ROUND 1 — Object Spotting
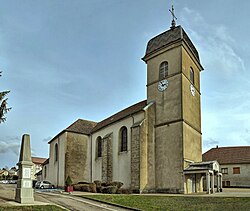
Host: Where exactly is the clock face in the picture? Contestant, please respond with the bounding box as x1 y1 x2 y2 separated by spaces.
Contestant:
158 79 168 92
190 84 195 96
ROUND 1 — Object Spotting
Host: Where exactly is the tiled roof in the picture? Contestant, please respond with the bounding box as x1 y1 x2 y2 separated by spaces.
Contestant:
32 157 47 165
66 119 97 135
92 100 147 132
143 25 200 62
43 158 49 165
48 100 147 143
202 146 250 164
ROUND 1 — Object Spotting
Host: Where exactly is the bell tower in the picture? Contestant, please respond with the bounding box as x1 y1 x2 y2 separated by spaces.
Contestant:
142 9 203 193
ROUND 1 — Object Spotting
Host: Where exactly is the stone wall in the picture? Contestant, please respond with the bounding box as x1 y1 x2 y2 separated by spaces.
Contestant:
65 132 91 184
102 133 113 183
131 126 140 191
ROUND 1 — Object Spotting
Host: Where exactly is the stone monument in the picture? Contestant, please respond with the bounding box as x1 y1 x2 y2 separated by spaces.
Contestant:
15 134 34 204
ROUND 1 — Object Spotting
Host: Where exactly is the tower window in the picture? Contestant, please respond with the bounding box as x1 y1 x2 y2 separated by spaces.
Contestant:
96 136 102 158
120 126 128 152
159 61 168 80
190 67 194 84
55 143 58 162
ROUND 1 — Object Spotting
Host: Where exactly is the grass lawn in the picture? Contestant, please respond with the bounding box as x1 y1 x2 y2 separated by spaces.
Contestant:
83 195 250 211
0 205 65 211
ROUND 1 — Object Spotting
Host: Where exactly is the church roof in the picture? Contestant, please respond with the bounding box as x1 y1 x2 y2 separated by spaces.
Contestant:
48 119 97 143
66 119 97 135
92 100 147 132
202 146 250 164
48 101 147 143
143 25 200 62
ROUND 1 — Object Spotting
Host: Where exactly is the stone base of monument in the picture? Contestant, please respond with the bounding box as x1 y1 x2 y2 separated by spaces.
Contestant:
15 188 34 204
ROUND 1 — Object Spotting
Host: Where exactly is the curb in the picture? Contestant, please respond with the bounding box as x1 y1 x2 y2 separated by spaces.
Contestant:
79 195 142 211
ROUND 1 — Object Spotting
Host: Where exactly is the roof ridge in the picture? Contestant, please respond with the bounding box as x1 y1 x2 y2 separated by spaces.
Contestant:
92 100 147 133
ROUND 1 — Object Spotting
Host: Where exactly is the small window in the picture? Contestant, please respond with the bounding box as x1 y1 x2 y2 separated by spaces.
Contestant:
97 137 102 158
190 67 194 84
120 126 128 152
55 143 58 162
221 168 228 174
233 167 240 174
159 61 168 80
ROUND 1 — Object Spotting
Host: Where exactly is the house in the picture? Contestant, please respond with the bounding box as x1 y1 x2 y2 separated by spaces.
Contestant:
44 12 206 194
203 146 250 187
31 157 47 180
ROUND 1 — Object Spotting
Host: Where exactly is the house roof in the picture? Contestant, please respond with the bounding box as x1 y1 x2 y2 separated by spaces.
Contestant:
202 146 250 164
32 157 47 165
43 158 49 165
92 100 147 132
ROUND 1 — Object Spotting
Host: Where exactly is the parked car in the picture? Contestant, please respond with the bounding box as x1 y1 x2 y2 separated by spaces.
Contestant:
35 180 55 189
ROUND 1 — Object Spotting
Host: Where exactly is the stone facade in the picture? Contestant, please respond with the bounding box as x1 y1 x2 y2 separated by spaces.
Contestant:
45 25 204 194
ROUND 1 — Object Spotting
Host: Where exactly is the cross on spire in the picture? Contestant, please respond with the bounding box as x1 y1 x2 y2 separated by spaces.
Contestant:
169 3 177 29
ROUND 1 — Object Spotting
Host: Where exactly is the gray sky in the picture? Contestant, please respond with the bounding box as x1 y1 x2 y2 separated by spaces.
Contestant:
0 0 249 168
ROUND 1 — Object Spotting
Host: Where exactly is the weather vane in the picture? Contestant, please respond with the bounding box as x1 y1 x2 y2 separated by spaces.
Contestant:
169 1 177 29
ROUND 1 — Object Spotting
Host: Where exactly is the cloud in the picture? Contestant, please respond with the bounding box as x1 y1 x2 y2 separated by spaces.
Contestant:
240 128 250 144
0 136 40 159
180 7 246 77
203 138 219 149
0 136 20 156
42 136 52 142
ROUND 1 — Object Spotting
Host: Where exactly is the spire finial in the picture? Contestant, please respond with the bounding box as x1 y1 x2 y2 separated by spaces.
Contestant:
169 2 177 29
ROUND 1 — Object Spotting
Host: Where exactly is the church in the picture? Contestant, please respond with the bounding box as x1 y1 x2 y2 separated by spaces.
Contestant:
43 8 221 194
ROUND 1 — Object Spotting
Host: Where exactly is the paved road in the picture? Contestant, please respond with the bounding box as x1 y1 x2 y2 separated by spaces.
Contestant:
0 184 133 211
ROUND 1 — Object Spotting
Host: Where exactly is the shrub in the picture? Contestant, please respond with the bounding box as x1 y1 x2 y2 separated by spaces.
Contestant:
73 184 82 191
117 188 132 194
94 180 102 187
77 181 90 185
80 184 91 192
111 181 123 189
89 183 97 193
101 182 110 187
65 176 72 186
102 186 118 194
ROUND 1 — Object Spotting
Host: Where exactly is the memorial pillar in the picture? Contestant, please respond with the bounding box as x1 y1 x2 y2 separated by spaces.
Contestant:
15 134 34 204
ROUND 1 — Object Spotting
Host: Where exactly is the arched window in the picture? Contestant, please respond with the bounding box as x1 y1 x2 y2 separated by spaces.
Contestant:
97 136 102 158
190 67 194 85
159 61 168 80
120 126 128 152
55 143 58 162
